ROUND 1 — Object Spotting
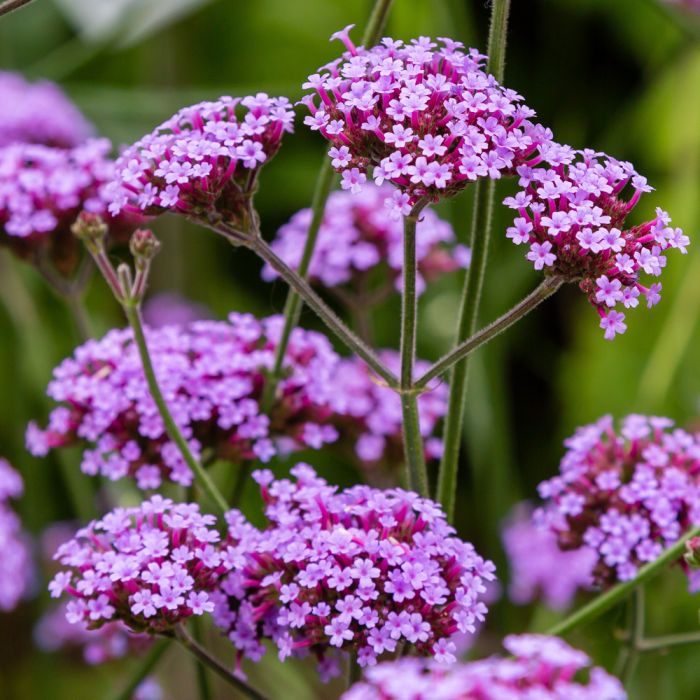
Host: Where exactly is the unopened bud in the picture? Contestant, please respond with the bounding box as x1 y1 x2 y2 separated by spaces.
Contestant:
129 229 161 267
71 212 108 253
685 537 700 569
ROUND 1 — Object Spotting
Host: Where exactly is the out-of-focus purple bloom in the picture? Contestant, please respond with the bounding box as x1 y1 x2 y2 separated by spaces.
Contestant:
49 496 233 633
27 314 340 489
342 634 626 699
0 459 33 612
504 147 688 339
302 31 551 207
106 95 294 228
263 184 469 295
212 464 495 679
664 0 700 12
0 72 93 148
141 292 211 328
536 414 700 588
502 502 594 610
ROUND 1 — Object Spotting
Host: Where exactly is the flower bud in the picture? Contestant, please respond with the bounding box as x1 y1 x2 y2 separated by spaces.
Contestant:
685 537 700 568
129 228 161 266
71 212 108 254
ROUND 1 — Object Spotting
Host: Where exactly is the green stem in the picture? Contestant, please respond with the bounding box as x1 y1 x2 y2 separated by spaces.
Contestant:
0 0 33 18
638 630 700 652
191 617 213 700
173 626 270 700
617 587 645 686
546 528 700 638
108 640 170 700
121 303 229 516
400 202 429 496
417 276 562 390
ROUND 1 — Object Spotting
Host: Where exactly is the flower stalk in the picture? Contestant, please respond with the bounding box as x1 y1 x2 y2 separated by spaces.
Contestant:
109 640 170 700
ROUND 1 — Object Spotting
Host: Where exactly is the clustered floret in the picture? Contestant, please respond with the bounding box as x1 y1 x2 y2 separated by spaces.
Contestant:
49 496 233 633
302 28 551 211
106 95 294 226
0 71 93 148
502 502 594 610
0 458 33 611
535 414 700 588
212 464 495 680
342 634 626 700
504 147 689 339
330 350 447 469
27 314 341 489
263 184 469 295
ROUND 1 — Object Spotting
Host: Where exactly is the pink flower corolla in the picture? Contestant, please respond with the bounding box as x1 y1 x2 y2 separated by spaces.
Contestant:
329 350 447 470
0 139 136 274
301 30 551 209
212 464 495 679
502 502 594 610
106 95 294 226
49 496 233 633
262 184 469 295
535 414 700 589
27 314 341 489
0 71 93 148
504 147 688 339
0 459 33 612
342 634 626 700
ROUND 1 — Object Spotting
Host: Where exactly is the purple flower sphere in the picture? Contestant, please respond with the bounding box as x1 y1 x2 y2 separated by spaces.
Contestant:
0 71 93 148
107 95 294 226
342 634 626 700
27 314 340 489
502 502 594 610
49 496 233 633
504 146 688 339
535 414 700 588
213 464 495 679
302 29 551 209
263 184 469 295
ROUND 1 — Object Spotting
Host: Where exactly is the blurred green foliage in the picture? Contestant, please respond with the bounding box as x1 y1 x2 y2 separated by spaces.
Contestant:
0 0 699 698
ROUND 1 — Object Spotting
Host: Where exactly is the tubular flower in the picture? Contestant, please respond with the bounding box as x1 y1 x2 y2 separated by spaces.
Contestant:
342 634 626 700
49 496 234 633
262 184 469 295
0 71 93 148
535 414 700 588
503 146 688 339
502 502 594 610
301 29 552 209
212 464 495 679
27 314 341 489
330 350 447 471
106 95 294 230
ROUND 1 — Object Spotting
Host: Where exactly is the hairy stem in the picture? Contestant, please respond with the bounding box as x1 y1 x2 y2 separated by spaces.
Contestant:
108 640 170 700
638 630 700 652
546 528 700 638
122 303 229 516
173 626 270 700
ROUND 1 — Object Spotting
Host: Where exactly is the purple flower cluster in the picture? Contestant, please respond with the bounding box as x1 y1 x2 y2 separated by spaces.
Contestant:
302 28 551 210
262 184 469 294
535 414 700 588
342 634 626 700
106 95 294 225
213 464 495 679
49 496 233 633
504 147 688 339
330 350 447 469
0 71 93 148
0 458 33 611
27 314 340 489
142 292 210 328
502 502 594 610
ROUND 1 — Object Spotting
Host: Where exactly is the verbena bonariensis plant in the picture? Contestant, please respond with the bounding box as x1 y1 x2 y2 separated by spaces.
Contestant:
212 464 495 679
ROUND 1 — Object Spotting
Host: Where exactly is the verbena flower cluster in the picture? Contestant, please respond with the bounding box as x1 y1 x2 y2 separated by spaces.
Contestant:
330 350 447 469
106 95 294 225
535 414 700 588
342 634 626 700
49 496 233 633
302 29 552 210
504 147 688 339
502 502 594 610
27 314 340 489
0 71 93 148
263 184 469 294
213 464 495 679
0 458 33 611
